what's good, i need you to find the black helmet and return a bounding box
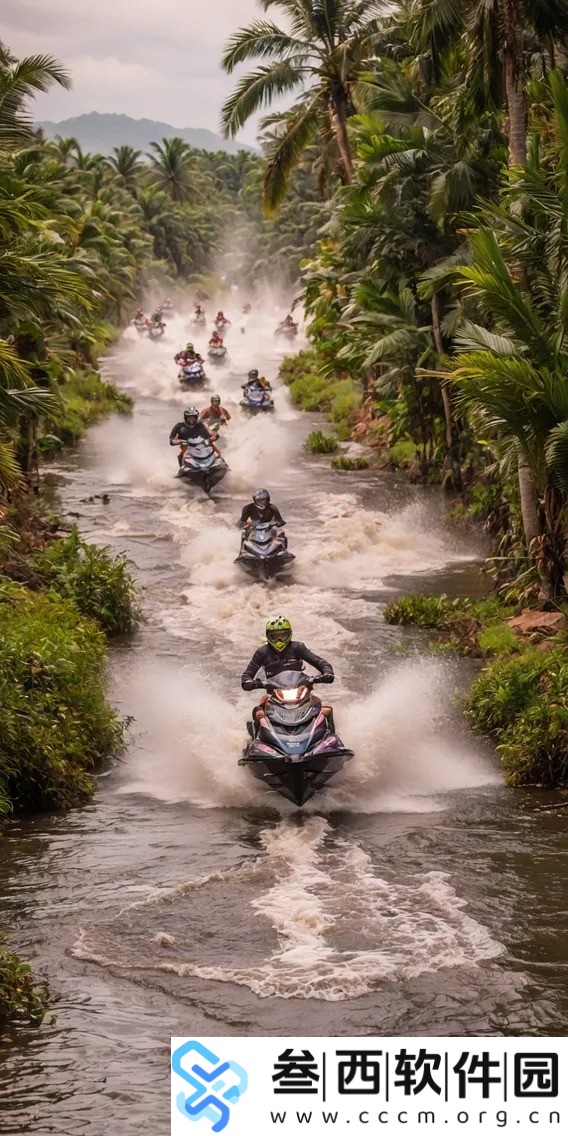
[211,394,221,405]
[253,488,270,509]
[248,369,259,379]
[184,406,199,421]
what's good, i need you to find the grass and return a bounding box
[0,582,126,817]
[35,527,141,636]
[48,371,132,446]
[0,942,50,1029]
[331,456,370,471]
[280,351,361,440]
[304,430,338,454]
[464,645,568,786]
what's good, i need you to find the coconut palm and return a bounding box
[0,45,70,150]
[106,145,145,193]
[410,0,568,166]
[221,0,385,211]
[148,138,196,202]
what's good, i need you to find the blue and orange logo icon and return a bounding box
[172,1040,248,1132]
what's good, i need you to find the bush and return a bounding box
[304,430,338,454]
[464,646,568,786]
[0,943,50,1029]
[280,353,361,439]
[0,583,125,816]
[50,371,132,445]
[35,527,141,635]
[331,456,370,471]
[384,594,450,627]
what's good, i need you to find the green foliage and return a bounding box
[476,623,520,656]
[387,439,417,466]
[0,583,125,816]
[384,594,449,628]
[35,527,141,635]
[304,430,338,454]
[51,372,133,445]
[331,456,369,470]
[464,647,568,786]
[280,354,361,439]
[0,942,50,1029]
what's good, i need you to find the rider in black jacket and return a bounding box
[241,617,335,729]
[169,407,219,466]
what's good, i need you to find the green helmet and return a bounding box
[186,342,194,351]
[266,616,292,652]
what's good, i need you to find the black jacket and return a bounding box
[241,641,333,684]
[239,503,285,527]
[169,421,211,444]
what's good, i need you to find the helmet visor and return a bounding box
[266,628,291,650]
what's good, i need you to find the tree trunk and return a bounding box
[537,486,567,603]
[431,294,462,489]
[330,88,353,183]
[503,1,527,166]
[518,454,540,549]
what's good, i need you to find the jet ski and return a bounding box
[162,299,174,314]
[275,321,298,340]
[176,438,228,494]
[208,344,228,364]
[131,317,148,336]
[240,384,274,413]
[239,672,353,806]
[235,521,295,580]
[192,312,206,328]
[178,360,207,388]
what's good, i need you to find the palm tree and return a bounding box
[148,138,195,202]
[106,145,145,193]
[411,0,568,167]
[447,74,568,598]
[0,44,70,149]
[221,0,385,211]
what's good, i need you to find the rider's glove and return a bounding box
[321,672,335,684]
[242,677,257,691]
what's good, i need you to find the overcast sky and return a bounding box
[3,0,265,143]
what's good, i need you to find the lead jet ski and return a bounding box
[235,521,295,580]
[239,671,353,806]
[208,344,228,364]
[178,360,207,389]
[176,438,228,494]
[240,383,274,413]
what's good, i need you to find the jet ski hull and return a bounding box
[239,740,353,806]
[239,398,274,414]
[235,551,295,579]
[178,461,228,494]
[178,370,207,389]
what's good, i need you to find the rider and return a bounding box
[282,313,296,328]
[209,330,224,347]
[134,306,145,321]
[200,394,231,426]
[242,302,252,315]
[241,617,335,728]
[175,342,203,367]
[241,368,271,393]
[169,407,220,466]
[215,310,231,327]
[150,304,164,325]
[239,489,284,529]
[194,303,205,317]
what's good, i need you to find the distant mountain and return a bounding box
[36,112,257,156]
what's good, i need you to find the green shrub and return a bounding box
[35,527,141,635]
[388,439,417,466]
[464,646,568,786]
[0,943,50,1028]
[304,430,338,454]
[0,583,125,815]
[281,354,361,439]
[476,622,520,656]
[331,456,370,471]
[288,372,330,411]
[384,594,450,627]
[50,371,132,445]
